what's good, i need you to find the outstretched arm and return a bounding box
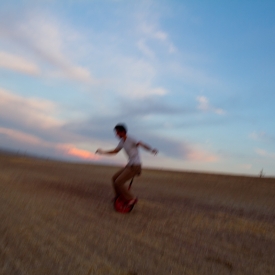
[137,141,158,155]
[95,148,121,155]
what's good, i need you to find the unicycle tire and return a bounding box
[114,196,134,213]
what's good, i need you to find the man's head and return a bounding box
[114,123,127,138]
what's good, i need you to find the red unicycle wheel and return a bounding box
[114,196,135,213]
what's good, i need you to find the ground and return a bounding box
[0,152,274,275]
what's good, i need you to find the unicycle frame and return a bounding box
[128,177,134,190]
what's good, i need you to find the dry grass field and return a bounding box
[0,152,274,275]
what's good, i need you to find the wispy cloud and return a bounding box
[0,51,40,75]
[138,21,176,54]
[167,62,221,88]
[0,11,96,84]
[106,55,168,98]
[75,114,220,162]
[0,88,192,162]
[240,164,252,170]
[0,88,103,159]
[1,0,273,175]
[0,6,174,100]
[255,148,275,159]
[250,131,275,143]
[119,83,167,98]
[0,87,83,144]
[140,133,219,162]
[121,97,185,117]
[0,127,45,146]
[0,88,63,129]
[137,39,155,58]
[139,22,167,41]
[197,96,226,115]
[0,126,99,161]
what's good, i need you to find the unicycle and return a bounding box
[114,177,136,213]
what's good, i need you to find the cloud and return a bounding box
[139,21,167,41]
[136,10,177,55]
[0,126,99,162]
[168,62,220,88]
[0,89,103,160]
[48,65,94,84]
[63,112,219,163]
[0,126,62,158]
[250,132,265,140]
[149,135,219,162]
[120,97,188,117]
[240,164,252,170]
[0,88,63,130]
[197,96,209,111]
[137,39,155,58]
[250,131,275,143]
[255,148,275,159]
[0,87,84,144]
[0,87,219,165]
[0,11,96,84]
[0,6,172,100]
[0,127,46,146]
[120,83,167,98]
[112,56,156,82]
[168,44,177,54]
[133,3,176,58]
[196,96,226,115]
[106,55,168,98]
[0,51,40,75]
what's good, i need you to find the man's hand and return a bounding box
[95,149,104,155]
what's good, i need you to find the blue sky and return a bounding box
[0,0,274,176]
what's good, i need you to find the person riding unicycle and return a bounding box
[96,123,158,207]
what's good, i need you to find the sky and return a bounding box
[0,0,274,177]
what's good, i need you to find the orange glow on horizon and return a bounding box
[187,150,219,162]
[66,147,99,160]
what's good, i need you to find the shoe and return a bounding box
[127,197,138,206]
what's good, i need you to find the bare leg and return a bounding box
[113,166,141,200]
[112,167,126,196]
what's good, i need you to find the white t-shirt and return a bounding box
[116,135,141,166]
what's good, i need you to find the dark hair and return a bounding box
[114,123,127,133]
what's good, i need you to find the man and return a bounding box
[96,123,158,206]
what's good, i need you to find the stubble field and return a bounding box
[0,152,275,275]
